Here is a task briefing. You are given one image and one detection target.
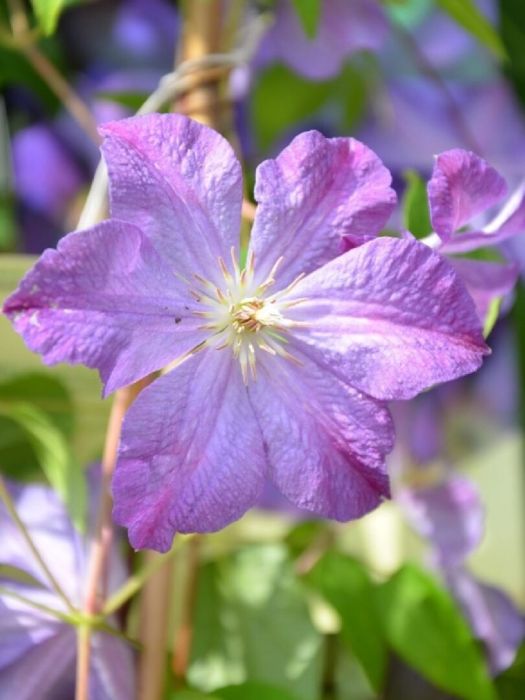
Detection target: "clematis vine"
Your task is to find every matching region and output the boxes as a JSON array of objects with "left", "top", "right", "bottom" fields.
[
  {"left": 422, "top": 149, "right": 525, "bottom": 323},
  {"left": 4, "top": 114, "right": 489, "bottom": 551}
]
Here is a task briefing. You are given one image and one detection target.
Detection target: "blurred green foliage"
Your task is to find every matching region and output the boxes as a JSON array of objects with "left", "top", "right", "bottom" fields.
[
  {"left": 29, "top": 0, "right": 82, "bottom": 36},
  {"left": 291, "top": 0, "right": 321, "bottom": 38},
  {"left": 188, "top": 544, "right": 323, "bottom": 698},
  {"left": 401, "top": 170, "right": 433, "bottom": 239}
]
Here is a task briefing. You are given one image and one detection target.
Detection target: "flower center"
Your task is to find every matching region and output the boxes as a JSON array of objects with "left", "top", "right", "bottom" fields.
[
  {"left": 231, "top": 297, "right": 280, "bottom": 334},
  {"left": 189, "top": 249, "right": 306, "bottom": 383}
]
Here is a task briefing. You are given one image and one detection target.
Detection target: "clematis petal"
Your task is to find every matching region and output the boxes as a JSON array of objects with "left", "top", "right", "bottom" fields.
[
  {"left": 286, "top": 236, "right": 489, "bottom": 401},
  {"left": 0, "top": 482, "right": 79, "bottom": 594},
  {"left": 258, "top": 0, "right": 388, "bottom": 81},
  {"left": 100, "top": 113, "right": 243, "bottom": 282},
  {"left": 439, "top": 184, "right": 525, "bottom": 254},
  {"left": 393, "top": 394, "right": 444, "bottom": 465},
  {"left": 428, "top": 149, "right": 508, "bottom": 240},
  {"left": 446, "top": 569, "right": 525, "bottom": 675},
  {"left": 448, "top": 258, "right": 519, "bottom": 322},
  {"left": 0, "top": 594, "right": 62, "bottom": 667},
  {"left": 0, "top": 605, "right": 76, "bottom": 700},
  {"left": 397, "top": 475, "right": 484, "bottom": 567},
  {"left": 90, "top": 633, "right": 136, "bottom": 700},
  {"left": 249, "top": 130, "right": 396, "bottom": 289},
  {"left": 113, "top": 352, "right": 267, "bottom": 551},
  {"left": 248, "top": 353, "right": 393, "bottom": 520},
  {"left": 3, "top": 221, "right": 205, "bottom": 396}
]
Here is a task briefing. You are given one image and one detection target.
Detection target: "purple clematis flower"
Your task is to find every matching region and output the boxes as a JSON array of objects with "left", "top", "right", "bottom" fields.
[
  {"left": 258, "top": 0, "right": 388, "bottom": 80},
  {"left": 422, "top": 149, "right": 525, "bottom": 322},
  {"left": 397, "top": 468, "right": 525, "bottom": 674},
  {"left": 4, "top": 114, "right": 489, "bottom": 551},
  {"left": 0, "top": 477, "right": 134, "bottom": 699},
  {"left": 394, "top": 374, "right": 525, "bottom": 676}
]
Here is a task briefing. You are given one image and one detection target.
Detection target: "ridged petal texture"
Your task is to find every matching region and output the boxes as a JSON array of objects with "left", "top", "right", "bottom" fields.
[{"left": 4, "top": 114, "right": 489, "bottom": 550}]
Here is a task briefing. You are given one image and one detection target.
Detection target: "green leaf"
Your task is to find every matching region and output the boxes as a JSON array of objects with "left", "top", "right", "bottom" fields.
[
  {"left": 171, "top": 693, "right": 221, "bottom": 700},
  {"left": 385, "top": 0, "right": 434, "bottom": 29},
  {"left": 29, "top": 0, "right": 81, "bottom": 36},
  {"left": 189, "top": 544, "right": 323, "bottom": 699},
  {"left": 251, "top": 65, "right": 333, "bottom": 151},
  {"left": 0, "top": 255, "right": 111, "bottom": 466},
  {"left": 306, "top": 552, "right": 387, "bottom": 691},
  {"left": 284, "top": 520, "right": 330, "bottom": 560},
  {"left": 0, "top": 372, "right": 75, "bottom": 482},
  {"left": 435, "top": 0, "right": 506, "bottom": 60},
  {"left": 0, "top": 563, "right": 45, "bottom": 588},
  {"left": 250, "top": 62, "right": 368, "bottom": 152},
  {"left": 0, "top": 45, "right": 59, "bottom": 111},
  {"left": 290, "top": 0, "right": 321, "bottom": 38},
  {"left": 0, "top": 373, "right": 74, "bottom": 437},
  {"left": 495, "top": 642, "right": 525, "bottom": 699},
  {"left": 0, "top": 400, "right": 86, "bottom": 531},
  {"left": 483, "top": 297, "right": 502, "bottom": 338},
  {"left": 94, "top": 90, "right": 149, "bottom": 112},
  {"left": 499, "top": 0, "right": 525, "bottom": 108},
  {"left": 401, "top": 170, "right": 433, "bottom": 239},
  {"left": 378, "top": 565, "right": 495, "bottom": 700},
  {"left": 216, "top": 681, "right": 299, "bottom": 700},
  {"left": 0, "top": 194, "right": 17, "bottom": 251}
]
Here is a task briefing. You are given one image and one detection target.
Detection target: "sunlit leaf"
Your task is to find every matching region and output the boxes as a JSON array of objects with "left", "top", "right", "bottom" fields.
[
  {"left": 171, "top": 692, "right": 221, "bottom": 700},
  {"left": 0, "top": 400, "right": 86, "bottom": 531},
  {"left": 483, "top": 297, "right": 502, "bottom": 337},
  {"left": 216, "top": 681, "right": 299, "bottom": 699},
  {"left": 189, "top": 544, "right": 323, "bottom": 699},
  {"left": 0, "top": 372, "right": 74, "bottom": 483},
  {"left": 290, "top": 0, "right": 321, "bottom": 38},
  {"left": 436, "top": 0, "right": 506, "bottom": 60},
  {"left": 306, "top": 552, "right": 387, "bottom": 691},
  {"left": 0, "top": 255, "right": 110, "bottom": 466},
  {"left": 495, "top": 643, "right": 525, "bottom": 700},
  {"left": 251, "top": 64, "right": 367, "bottom": 152},
  {"left": 29, "top": 0, "right": 82, "bottom": 36},
  {"left": 401, "top": 170, "right": 432, "bottom": 239},
  {"left": 378, "top": 565, "right": 495, "bottom": 700}
]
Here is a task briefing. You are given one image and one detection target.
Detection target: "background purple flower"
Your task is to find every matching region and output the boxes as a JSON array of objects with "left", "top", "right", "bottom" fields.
[
  {"left": 394, "top": 390, "right": 525, "bottom": 676},
  {"left": 257, "top": 0, "right": 388, "bottom": 80},
  {"left": 416, "top": 149, "right": 525, "bottom": 323},
  {"left": 0, "top": 475, "right": 134, "bottom": 699}
]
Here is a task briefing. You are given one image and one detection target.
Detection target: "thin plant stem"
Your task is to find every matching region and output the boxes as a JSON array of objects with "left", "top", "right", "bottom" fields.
[
  {"left": 137, "top": 551, "right": 175, "bottom": 700},
  {"left": 22, "top": 45, "right": 100, "bottom": 145},
  {"left": 6, "top": 0, "right": 99, "bottom": 145},
  {"left": 75, "top": 377, "right": 152, "bottom": 700},
  {"left": 0, "top": 475, "right": 75, "bottom": 613},
  {"left": 102, "top": 538, "right": 190, "bottom": 617},
  {"left": 75, "top": 621, "right": 91, "bottom": 700},
  {"left": 74, "top": 9, "right": 267, "bottom": 700},
  {"left": 172, "top": 536, "right": 201, "bottom": 685}
]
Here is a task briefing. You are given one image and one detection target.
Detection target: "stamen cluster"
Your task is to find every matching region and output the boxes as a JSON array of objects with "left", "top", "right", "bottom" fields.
[{"left": 190, "top": 249, "right": 305, "bottom": 383}]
